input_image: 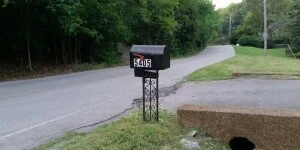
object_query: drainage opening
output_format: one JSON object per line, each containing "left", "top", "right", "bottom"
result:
{"left": 229, "top": 137, "right": 256, "bottom": 150}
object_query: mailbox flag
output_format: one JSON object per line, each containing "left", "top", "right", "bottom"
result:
{"left": 133, "top": 53, "right": 145, "bottom": 60}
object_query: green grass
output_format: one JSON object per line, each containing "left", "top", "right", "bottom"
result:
{"left": 34, "top": 111, "right": 229, "bottom": 150}
{"left": 188, "top": 46, "right": 300, "bottom": 82}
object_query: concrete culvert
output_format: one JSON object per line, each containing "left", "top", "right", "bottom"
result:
{"left": 178, "top": 105, "right": 300, "bottom": 149}
{"left": 229, "top": 137, "right": 255, "bottom": 150}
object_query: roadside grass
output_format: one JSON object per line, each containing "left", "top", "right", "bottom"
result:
{"left": 0, "top": 61, "right": 128, "bottom": 82}
{"left": 172, "top": 51, "right": 200, "bottom": 59}
{"left": 188, "top": 46, "right": 300, "bottom": 82}
{"left": 34, "top": 111, "right": 229, "bottom": 150}
{"left": 171, "top": 47, "right": 206, "bottom": 60}
{"left": 73, "top": 61, "right": 128, "bottom": 72}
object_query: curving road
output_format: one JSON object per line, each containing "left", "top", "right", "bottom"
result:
{"left": 0, "top": 45, "right": 235, "bottom": 150}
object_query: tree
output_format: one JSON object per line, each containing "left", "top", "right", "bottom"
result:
{"left": 173, "top": 0, "right": 218, "bottom": 55}
{"left": 219, "top": 0, "right": 293, "bottom": 46}
{"left": 289, "top": 0, "right": 300, "bottom": 53}
{"left": 0, "top": 0, "right": 219, "bottom": 70}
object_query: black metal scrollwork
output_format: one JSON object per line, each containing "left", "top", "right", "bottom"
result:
{"left": 142, "top": 71, "right": 159, "bottom": 122}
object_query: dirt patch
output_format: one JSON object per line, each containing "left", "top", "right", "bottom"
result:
{"left": 0, "top": 64, "right": 75, "bottom": 82}
{"left": 159, "top": 81, "right": 185, "bottom": 97}
{"left": 233, "top": 72, "right": 300, "bottom": 80}
{"left": 132, "top": 81, "right": 184, "bottom": 109}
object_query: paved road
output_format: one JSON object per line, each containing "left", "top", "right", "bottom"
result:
{"left": 0, "top": 45, "right": 235, "bottom": 150}
{"left": 161, "top": 78, "right": 300, "bottom": 112}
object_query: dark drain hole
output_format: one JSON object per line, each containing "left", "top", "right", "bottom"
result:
{"left": 229, "top": 137, "right": 256, "bottom": 150}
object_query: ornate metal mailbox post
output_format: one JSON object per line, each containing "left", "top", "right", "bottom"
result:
{"left": 130, "top": 45, "right": 170, "bottom": 121}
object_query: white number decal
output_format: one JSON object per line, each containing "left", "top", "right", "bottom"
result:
{"left": 134, "top": 58, "right": 151, "bottom": 68}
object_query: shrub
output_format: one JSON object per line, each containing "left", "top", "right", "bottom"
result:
{"left": 237, "top": 35, "right": 275, "bottom": 49}
{"left": 210, "top": 36, "right": 229, "bottom": 45}
{"left": 266, "top": 39, "right": 276, "bottom": 49}
{"left": 230, "top": 35, "right": 239, "bottom": 45}
{"left": 237, "top": 35, "right": 262, "bottom": 47}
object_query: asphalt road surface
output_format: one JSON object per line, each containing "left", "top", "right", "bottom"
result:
{"left": 161, "top": 78, "right": 300, "bottom": 112}
{"left": 0, "top": 45, "right": 235, "bottom": 150}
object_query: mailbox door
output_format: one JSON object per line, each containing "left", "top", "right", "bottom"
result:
{"left": 130, "top": 45, "right": 169, "bottom": 70}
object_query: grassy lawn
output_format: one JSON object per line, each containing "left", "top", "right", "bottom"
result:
{"left": 188, "top": 46, "right": 300, "bottom": 82}
{"left": 35, "top": 111, "right": 229, "bottom": 150}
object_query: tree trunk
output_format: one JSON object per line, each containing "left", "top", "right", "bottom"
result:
{"left": 74, "top": 36, "right": 78, "bottom": 64}
{"left": 54, "top": 44, "right": 58, "bottom": 64}
{"left": 27, "top": 3, "right": 33, "bottom": 71}
{"left": 60, "top": 29, "right": 67, "bottom": 64}
{"left": 27, "top": 30, "right": 32, "bottom": 71}
{"left": 40, "top": 41, "right": 44, "bottom": 63}
{"left": 69, "top": 36, "right": 73, "bottom": 63}
{"left": 78, "top": 38, "right": 82, "bottom": 62}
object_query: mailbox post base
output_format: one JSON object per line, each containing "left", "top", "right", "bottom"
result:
{"left": 142, "top": 70, "right": 159, "bottom": 122}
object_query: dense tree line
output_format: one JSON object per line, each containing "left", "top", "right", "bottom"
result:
{"left": 218, "top": 0, "right": 293, "bottom": 48}
{"left": 0, "top": 0, "right": 218, "bottom": 70}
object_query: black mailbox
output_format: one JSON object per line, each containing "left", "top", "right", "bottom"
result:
{"left": 130, "top": 45, "right": 170, "bottom": 70}
{"left": 130, "top": 45, "right": 170, "bottom": 122}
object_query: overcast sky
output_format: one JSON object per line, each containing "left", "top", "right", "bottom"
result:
{"left": 213, "top": 0, "right": 242, "bottom": 9}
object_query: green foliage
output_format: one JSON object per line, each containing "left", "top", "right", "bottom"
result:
{"left": 173, "top": 0, "right": 219, "bottom": 55}
{"left": 237, "top": 35, "right": 275, "bottom": 49}
{"left": 124, "top": 0, "right": 179, "bottom": 45}
{"left": 237, "top": 35, "right": 262, "bottom": 48}
{"left": 47, "top": 0, "right": 83, "bottom": 35}
{"left": 0, "top": 0, "right": 218, "bottom": 68}
{"left": 289, "top": 0, "right": 300, "bottom": 53}
{"left": 219, "top": 0, "right": 293, "bottom": 47}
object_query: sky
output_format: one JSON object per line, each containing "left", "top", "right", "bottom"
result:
{"left": 213, "top": 0, "right": 243, "bottom": 9}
